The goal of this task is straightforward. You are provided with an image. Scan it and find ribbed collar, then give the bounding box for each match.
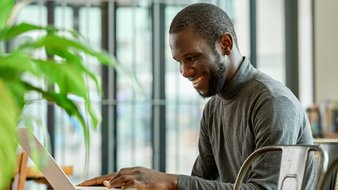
[217,57,258,100]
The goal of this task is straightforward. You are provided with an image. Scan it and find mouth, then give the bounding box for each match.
[190,76,203,87]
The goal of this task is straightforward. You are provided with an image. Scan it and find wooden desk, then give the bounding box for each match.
[26,166,73,185]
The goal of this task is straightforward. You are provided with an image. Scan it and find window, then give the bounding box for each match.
[14,2,314,188]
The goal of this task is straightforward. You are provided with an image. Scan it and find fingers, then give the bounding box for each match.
[109,167,139,183]
[103,168,141,188]
[104,175,143,190]
[79,178,101,186]
[103,174,129,188]
[78,173,114,186]
[122,179,144,190]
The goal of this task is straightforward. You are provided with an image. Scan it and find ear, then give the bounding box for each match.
[220,32,233,55]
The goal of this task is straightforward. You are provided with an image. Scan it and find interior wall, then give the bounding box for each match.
[314,0,338,102]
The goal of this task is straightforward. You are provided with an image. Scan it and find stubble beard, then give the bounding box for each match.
[197,52,226,98]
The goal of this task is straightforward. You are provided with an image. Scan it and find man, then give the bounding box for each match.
[80,3,314,189]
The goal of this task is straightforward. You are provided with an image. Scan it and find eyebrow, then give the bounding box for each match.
[172,51,201,62]
[183,52,201,58]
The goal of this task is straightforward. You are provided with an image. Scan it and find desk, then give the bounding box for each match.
[315,138,338,143]
[26,166,73,185]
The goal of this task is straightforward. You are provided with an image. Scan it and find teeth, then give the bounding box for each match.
[192,77,202,85]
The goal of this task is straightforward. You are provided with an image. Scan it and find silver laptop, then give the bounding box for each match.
[17,127,134,190]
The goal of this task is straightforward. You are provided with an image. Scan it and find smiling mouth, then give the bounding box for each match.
[191,76,203,86]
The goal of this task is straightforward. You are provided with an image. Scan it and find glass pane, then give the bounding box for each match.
[55,5,73,30]
[298,0,313,107]
[17,5,47,25]
[233,0,250,57]
[116,5,153,169]
[257,0,285,83]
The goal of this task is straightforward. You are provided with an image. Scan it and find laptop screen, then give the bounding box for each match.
[17,127,135,190]
[18,127,80,190]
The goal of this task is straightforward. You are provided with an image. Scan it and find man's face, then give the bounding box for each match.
[169,28,226,98]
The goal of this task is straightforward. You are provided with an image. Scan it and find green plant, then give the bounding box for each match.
[0,0,117,188]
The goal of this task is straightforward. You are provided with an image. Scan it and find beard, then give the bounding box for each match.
[197,51,226,98]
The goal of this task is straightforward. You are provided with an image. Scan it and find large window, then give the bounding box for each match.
[14,1,314,190]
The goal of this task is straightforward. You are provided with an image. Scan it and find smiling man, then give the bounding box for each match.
[79,3,314,190]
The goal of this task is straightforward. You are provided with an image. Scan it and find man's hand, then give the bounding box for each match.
[78,173,115,186]
[103,166,178,190]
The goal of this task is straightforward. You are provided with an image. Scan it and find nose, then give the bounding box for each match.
[180,63,194,78]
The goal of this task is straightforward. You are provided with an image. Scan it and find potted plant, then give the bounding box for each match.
[0,0,118,188]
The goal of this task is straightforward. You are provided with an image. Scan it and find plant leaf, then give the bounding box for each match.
[0,4,120,178]
[20,33,116,66]
[41,44,102,94]
[6,79,28,110]
[20,81,90,166]
[0,22,47,41]
[0,80,19,190]
[0,52,39,75]
[33,59,88,97]
[0,0,14,30]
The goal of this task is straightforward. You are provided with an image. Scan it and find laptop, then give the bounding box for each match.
[17,127,135,190]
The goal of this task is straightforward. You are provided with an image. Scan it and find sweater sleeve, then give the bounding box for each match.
[190,103,218,180]
[178,102,235,189]
[248,94,314,189]
[177,174,261,190]
[178,100,264,190]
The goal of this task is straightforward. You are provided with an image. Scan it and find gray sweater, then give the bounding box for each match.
[178,57,314,190]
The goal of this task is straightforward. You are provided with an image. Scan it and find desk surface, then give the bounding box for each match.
[314,138,338,143]
[26,165,73,186]
[27,165,73,179]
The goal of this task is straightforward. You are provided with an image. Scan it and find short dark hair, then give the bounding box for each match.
[169,3,238,48]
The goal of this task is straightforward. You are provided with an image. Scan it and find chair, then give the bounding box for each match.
[315,141,338,190]
[317,156,338,190]
[7,151,28,190]
[6,152,74,190]
[233,145,328,190]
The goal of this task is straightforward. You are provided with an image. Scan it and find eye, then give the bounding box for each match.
[186,55,198,62]
[172,57,181,65]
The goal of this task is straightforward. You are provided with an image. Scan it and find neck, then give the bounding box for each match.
[226,47,243,82]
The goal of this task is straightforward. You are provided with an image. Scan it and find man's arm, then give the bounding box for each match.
[80,96,313,190]
[177,95,311,190]
[81,167,178,190]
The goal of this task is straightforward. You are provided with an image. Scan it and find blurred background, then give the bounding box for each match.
[10,0,338,189]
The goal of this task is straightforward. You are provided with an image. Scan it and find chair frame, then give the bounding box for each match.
[317,156,338,190]
[316,142,338,190]
[11,151,28,190]
[233,145,328,190]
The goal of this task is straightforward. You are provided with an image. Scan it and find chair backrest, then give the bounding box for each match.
[233,145,328,190]
[317,156,338,190]
[12,151,28,190]
[315,141,338,190]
